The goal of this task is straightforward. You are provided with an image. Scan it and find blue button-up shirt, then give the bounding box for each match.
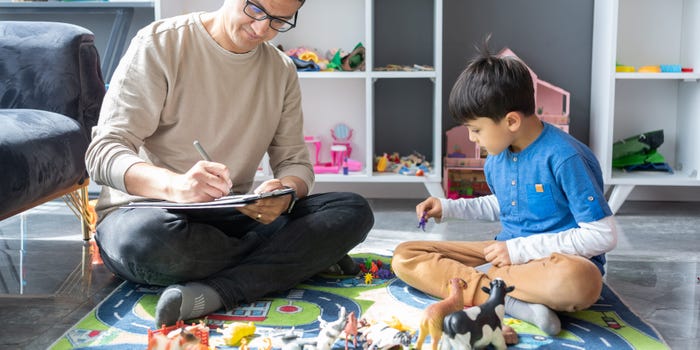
[485,123,612,273]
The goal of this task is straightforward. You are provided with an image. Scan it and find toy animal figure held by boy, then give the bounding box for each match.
[392,36,618,341]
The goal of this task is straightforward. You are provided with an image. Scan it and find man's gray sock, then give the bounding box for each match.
[505,295,561,335]
[154,282,223,327]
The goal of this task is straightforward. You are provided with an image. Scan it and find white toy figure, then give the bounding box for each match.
[316,306,348,350]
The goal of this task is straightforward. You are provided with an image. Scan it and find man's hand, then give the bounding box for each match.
[167,161,233,202]
[484,241,512,267]
[236,179,292,224]
[124,161,232,203]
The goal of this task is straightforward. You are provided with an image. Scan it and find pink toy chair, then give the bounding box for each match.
[304,136,322,165]
[331,123,353,158]
[330,145,347,167]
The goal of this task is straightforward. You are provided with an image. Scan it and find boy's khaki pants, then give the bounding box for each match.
[392,240,603,312]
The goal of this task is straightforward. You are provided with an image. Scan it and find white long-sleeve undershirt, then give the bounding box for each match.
[439,195,618,264]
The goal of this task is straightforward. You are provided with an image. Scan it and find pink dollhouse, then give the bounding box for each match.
[499,48,570,132]
[443,48,570,198]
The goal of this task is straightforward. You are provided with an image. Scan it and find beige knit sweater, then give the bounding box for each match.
[86,12,314,219]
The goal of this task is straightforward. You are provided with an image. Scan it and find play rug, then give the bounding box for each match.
[51,253,669,349]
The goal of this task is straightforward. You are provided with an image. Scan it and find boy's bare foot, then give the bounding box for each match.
[503,325,519,345]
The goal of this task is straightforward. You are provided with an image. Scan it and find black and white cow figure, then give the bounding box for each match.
[440,278,515,350]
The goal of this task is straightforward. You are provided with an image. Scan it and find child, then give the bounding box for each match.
[392,41,618,336]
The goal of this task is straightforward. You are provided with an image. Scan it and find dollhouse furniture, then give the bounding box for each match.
[442,125,491,199]
[443,49,570,198]
[305,136,322,166]
[331,123,354,159]
[306,123,363,174]
[0,21,106,240]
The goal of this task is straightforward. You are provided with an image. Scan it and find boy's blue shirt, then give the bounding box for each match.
[484,122,613,274]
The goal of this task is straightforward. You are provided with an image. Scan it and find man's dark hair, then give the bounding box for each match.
[448,37,535,124]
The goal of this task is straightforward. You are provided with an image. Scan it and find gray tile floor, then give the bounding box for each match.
[0,198,698,349]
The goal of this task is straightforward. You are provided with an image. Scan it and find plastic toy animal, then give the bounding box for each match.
[147,321,209,350]
[361,321,413,350]
[279,327,317,350]
[344,311,359,349]
[216,321,256,346]
[384,316,412,333]
[316,306,348,350]
[416,277,468,350]
[440,278,515,350]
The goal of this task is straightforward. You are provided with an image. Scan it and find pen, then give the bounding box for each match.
[193,140,234,196]
[193,140,212,162]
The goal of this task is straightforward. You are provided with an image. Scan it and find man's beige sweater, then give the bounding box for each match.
[86,12,314,219]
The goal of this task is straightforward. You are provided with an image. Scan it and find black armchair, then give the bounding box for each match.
[0,21,106,240]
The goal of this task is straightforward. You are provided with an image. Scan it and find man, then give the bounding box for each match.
[86,0,374,327]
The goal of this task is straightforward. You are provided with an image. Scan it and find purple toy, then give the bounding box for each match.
[418,211,427,231]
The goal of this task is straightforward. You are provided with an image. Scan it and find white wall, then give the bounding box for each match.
[156,0,221,19]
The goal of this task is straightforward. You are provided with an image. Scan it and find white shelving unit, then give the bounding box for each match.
[269,0,444,197]
[157,0,444,197]
[590,0,700,213]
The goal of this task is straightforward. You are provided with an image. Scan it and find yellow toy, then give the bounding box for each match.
[384,315,413,333]
[364,272,373,285]
[376,153,388,172]
[216,321,256,346]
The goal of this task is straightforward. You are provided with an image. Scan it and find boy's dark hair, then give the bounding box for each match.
[448,38,535,124]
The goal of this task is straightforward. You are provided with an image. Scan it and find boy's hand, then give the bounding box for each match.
[484,241,512,267]
[416,197,443,222]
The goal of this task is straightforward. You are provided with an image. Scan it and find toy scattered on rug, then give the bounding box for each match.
[383,316,414,335]
[357,318,413,350]
[374,151,431,176]
[238,337,273,350]
[440,278,515,350]
[279,307,350,350]
[416,277,468,350]
[216,321,256,347]
[317,306,349,350]
[358,258,395,281]
[344,311,359,350]
[147,320,210,350]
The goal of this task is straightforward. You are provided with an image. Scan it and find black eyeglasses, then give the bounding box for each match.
[243,0,298,33]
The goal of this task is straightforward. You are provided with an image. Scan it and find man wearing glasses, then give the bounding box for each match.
[86,0,374,327]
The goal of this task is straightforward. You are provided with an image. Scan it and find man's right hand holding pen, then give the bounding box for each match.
[170,160,234,202]
[122,140,234,204]
[123,160,234,204]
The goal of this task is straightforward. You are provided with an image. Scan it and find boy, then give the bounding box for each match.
[392,43,618,336]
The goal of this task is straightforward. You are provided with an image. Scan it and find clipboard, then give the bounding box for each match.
[124,187,295,209]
